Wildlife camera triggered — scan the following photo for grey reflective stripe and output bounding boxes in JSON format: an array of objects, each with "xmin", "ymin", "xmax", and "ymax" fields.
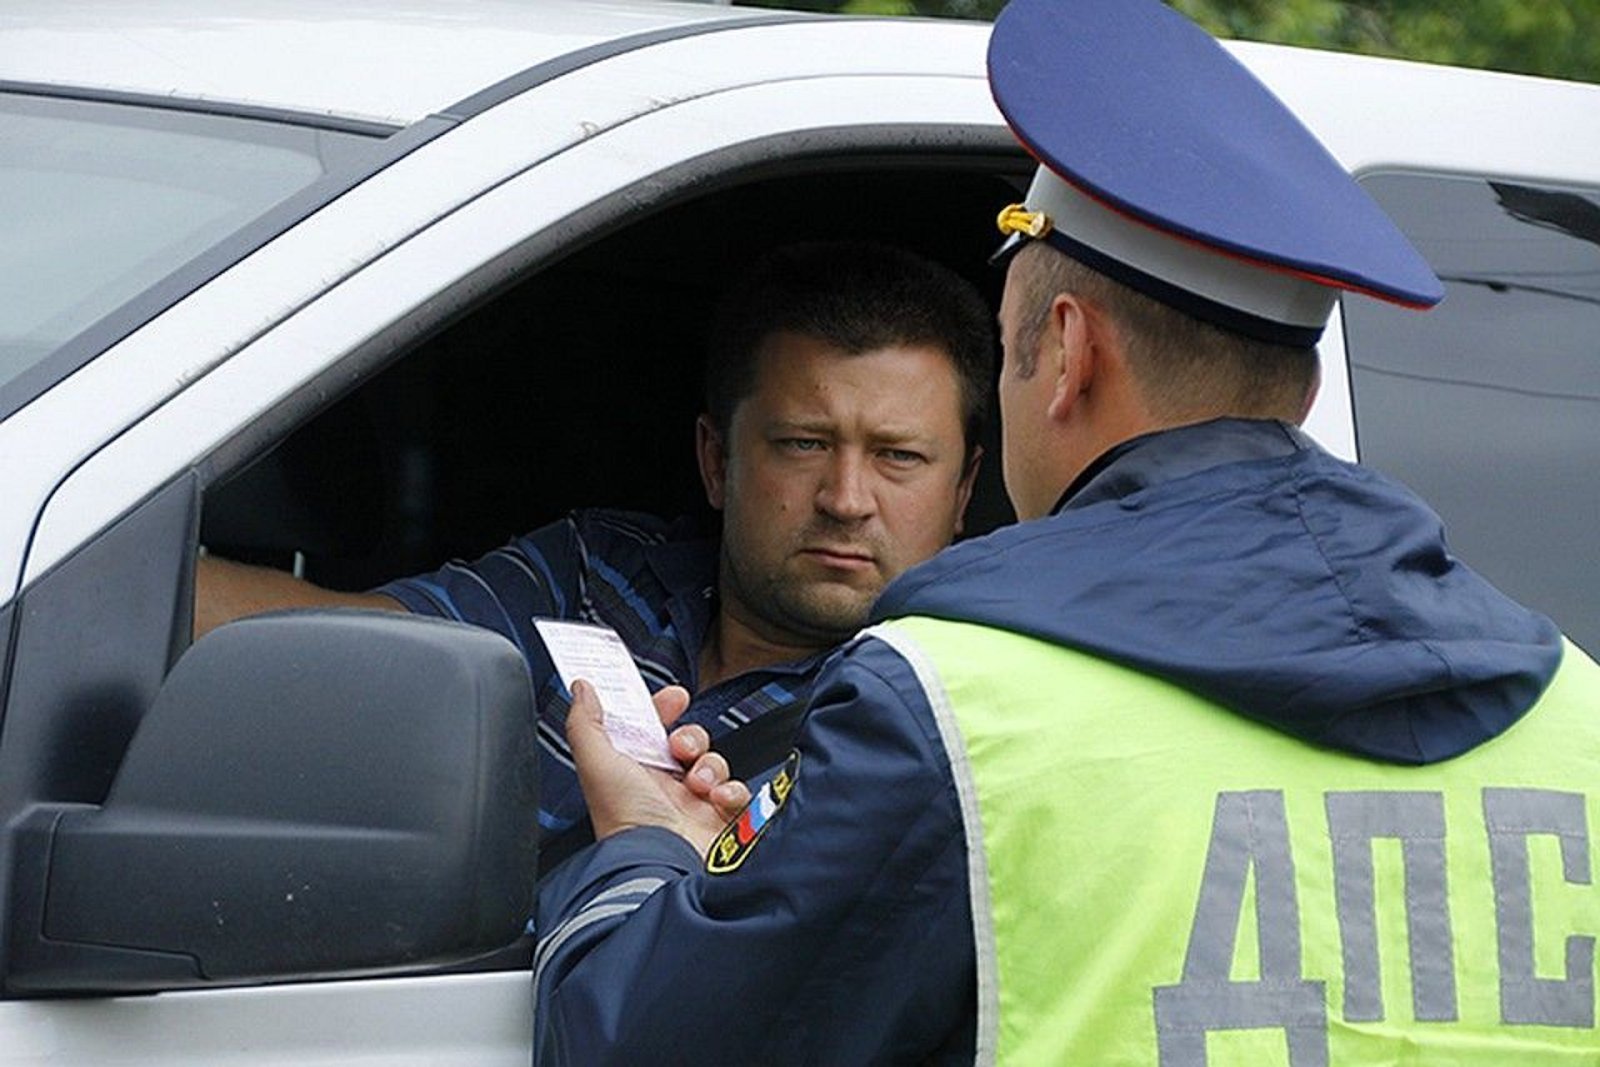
[
  {"xmin": 1483, "ymin": 788, "xmax": 1596, "ymax": 1027},
  {"xmin": 1153, "ymin": 791, "xmax": 1328, "ymax": 1067},
  {"xmin": 863, "ymin": 623, "xmax": 999, "ymax": 1067},
  {"xmin": 1182, "ymin": 792, "xmax": 1303, "ymax": 980},
  {"xmin": 1325, "ymin": 791, "xmax": 1456, "ymax": 1022},
  {"xmin": 533, "ymin": 876, "xmax": 668, "ymax": 991}
]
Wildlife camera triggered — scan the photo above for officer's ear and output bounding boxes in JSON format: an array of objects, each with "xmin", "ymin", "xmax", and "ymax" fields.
[
  {"xmin": 696, "ymin": 414, "xmax": 729, "ymax": 511},
  {"xmin": 1045, "ymin": 292, "xmax": 1096, "ymax": 423},
  {"xmin": 1046, "ymin": 290, "xmax": 1140, "ymax": 426}
]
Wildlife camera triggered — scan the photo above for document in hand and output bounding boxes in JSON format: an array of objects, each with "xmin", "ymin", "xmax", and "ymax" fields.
[{"xmin": 534, "ymin": 619, "xmax": 677, "ymax": 770}]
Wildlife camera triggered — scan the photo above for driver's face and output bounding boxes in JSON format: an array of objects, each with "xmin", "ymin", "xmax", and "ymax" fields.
[{"xmin": 700, "ymin": 332, "xmax": 977, "ymax": 648}]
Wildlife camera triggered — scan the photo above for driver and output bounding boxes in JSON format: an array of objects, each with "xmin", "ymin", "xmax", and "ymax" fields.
[{"xmin": 194, "ymin": 240, "xmax": 994, "ymax": 864}]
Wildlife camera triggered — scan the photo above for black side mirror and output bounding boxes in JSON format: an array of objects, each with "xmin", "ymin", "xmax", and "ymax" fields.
[{"xmin": 6, "ymin": 610, "xmax": 536, "ymax": 994}]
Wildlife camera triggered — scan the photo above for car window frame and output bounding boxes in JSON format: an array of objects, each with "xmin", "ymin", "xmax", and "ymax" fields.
[{"xmin": 0, "ymin": 15, "xmax": 802, "ymax": 423}]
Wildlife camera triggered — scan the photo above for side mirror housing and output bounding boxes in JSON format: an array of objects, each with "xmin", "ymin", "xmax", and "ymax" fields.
[{"xmin": 7, "ymin": 611, "xmax": 537, "ymax": 994}]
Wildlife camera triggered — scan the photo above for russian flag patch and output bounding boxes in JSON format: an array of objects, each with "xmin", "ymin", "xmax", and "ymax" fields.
[{"xmin": 707, "ymin": 750, "xmax": 799, "ymax": 874}]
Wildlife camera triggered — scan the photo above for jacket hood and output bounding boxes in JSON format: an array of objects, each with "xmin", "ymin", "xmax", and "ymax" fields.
[{"xmin": 872, "ymin": 419, "xmax": 1562, "ymax": 764}]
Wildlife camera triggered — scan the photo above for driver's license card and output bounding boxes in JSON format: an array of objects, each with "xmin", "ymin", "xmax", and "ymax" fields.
[{"xmin": 533, "ymin": 619, "xmax": 677, "ymax": 771}]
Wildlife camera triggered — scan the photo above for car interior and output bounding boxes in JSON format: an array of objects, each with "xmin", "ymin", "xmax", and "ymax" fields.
[{"xmin": 200, "ymin": 159, "xmax": 1031, "ymax": 594}]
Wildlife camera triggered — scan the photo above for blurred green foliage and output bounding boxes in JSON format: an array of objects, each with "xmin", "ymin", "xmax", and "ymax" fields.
[{"xmin": 737, "ymin": 0, "xmax": 1600, "ymax": 83}]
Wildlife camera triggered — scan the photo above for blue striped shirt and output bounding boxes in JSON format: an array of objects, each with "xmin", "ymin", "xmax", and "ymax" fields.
[{"xmin": 376, "ymin": 509, "xmax": 824, "ymax": 840}]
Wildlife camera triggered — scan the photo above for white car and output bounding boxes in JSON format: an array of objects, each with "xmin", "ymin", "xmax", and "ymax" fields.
[{"xmin": 0, "ymin": 2, "xmax": 1596, "ymax": 1062}]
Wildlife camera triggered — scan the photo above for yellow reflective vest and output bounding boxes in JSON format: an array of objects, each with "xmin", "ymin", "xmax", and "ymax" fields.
[{"xmin": 871, "ymin": 617, "xmax": 1600, "ymax": 1065}]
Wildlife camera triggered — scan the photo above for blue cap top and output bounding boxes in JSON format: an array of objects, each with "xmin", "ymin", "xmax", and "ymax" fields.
[{"xmin": 988, "ymin": 0, "xmax": 1443, "ymax": 346}]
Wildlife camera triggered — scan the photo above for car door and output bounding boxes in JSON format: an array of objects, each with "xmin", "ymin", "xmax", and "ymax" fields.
[{"xmin": 0, "ymin": 19, "xmax": 1009, "ymax": 1064}]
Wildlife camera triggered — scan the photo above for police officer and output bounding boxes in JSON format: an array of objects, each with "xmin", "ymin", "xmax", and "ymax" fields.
[{"xmin": 534, "ymin": 0, "xmax": 1600, "ymax": 1062}]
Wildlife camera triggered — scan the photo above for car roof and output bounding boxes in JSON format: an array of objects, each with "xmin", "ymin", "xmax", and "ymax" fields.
[{"xmin": 0, "ymin": 0, "xmax": 780, "ymax": 128}]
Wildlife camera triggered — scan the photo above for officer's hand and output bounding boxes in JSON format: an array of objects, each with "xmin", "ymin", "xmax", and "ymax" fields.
[{"xmin": 567, "ymin": 680, "xmax": 750, "ymax": 856}]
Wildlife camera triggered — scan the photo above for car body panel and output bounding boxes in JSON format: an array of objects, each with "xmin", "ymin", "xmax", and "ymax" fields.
[
  {"xmin": 0, "ymin": 0, "xmax": 765, "ymax": 126},
  {"xmin": 0, "ymin": 972, "xmax": 529, "ymax": 1067}
]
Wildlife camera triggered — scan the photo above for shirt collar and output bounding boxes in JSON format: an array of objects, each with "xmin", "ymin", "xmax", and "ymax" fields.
[{"xmin": 642, "ymin": 520, "xmax": 720, "ymax": 602}]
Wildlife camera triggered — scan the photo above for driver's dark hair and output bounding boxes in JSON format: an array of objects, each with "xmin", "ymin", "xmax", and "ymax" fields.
[{"xmin": 705, "ymin": 241, "xmax": 993, "ymax": 453}]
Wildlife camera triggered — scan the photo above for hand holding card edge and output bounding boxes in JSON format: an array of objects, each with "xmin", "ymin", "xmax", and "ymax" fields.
[{"xmin": 566, "ymin": 680, "xmax": 749, "ymax": 853}]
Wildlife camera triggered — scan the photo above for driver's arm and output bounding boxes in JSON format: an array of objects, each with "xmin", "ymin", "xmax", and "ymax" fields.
[{"xmin": 193, "ymin": 554, "xmax": 402, "ymax": 639}]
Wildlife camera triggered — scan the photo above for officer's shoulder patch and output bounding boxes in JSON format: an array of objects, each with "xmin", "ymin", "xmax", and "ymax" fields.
[{"xmin": 706, "ymin": 750, "xmax": 799, "ymax": 875}]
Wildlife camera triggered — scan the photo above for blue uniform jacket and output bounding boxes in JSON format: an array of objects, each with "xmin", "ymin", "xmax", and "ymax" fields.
[{"xmin": 532, "ymin": 419, "xmax": 1561, "ymax": 1064}]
